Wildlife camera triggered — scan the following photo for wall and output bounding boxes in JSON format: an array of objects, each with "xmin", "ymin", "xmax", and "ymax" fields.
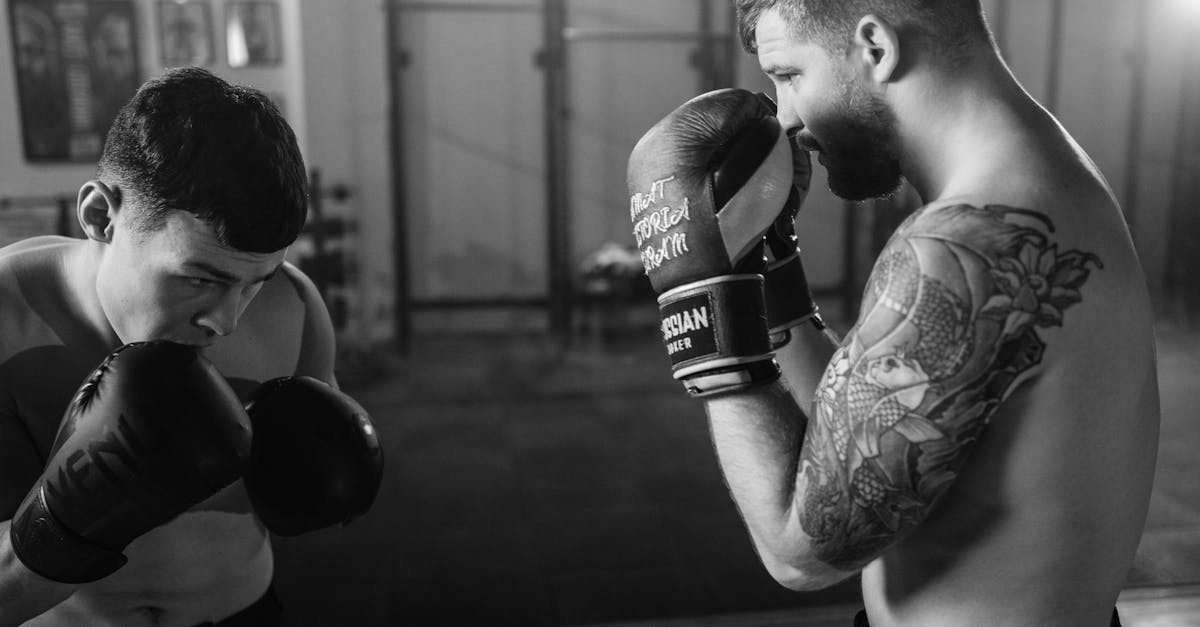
[
  {"xmin": 393, "ymin": 0, "xmax": 857, "ymax": 333},
  {"xmin": 295, "ymin": 0, "xmax": 389, "ymax": 345},
  {"xmin": 1128, "ymin": 0, "xmax": 1195, "ymax": 292},
  {"xmin": 0, "ymin": 0, "xmax": 307, "ymax": 198},
  {"xmin": 392, "ymin": 0, "xmax": 750, "ymax": 333},
  {"xmin": 393, "ymin": 0, "xmax": 546, "ymax": 333},
  {"xmin": 989, "ymin": 0, "xmax": 1190, "ymax": 290}
]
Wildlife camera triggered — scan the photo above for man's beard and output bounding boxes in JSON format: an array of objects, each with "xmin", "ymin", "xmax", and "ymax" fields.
[{"xmin": 822, "ymin": 87, "xmax": 903, "ymax": 202}]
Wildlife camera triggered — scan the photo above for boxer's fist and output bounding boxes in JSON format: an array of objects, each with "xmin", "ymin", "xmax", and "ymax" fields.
[
  {"xmin": 628, "ymin": 88, "xmax": 793, "ymax": 288},
  {"xmin": 627, "ymin": 89, "xmax": 794, "ymax": 395},
  {"xmin": 766, "ymin": 133, "xmax": 812, "ymax": 264},
  {"xmin": 244, "ymin": 377, "xmax": 383, "ymax": 537},
  {"xmin": 10, "ymin": 342, "xmax": 252, "ymax": 583},
  {"xmin": 764, "ymin": 135, "xmax": 821, "ymax": 343}
]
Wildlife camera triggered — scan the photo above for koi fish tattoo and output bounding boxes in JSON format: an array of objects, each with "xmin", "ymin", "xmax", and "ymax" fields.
[{"xmin": 800, "ymin": 204, "xmax": 1102, "ymax": 569}]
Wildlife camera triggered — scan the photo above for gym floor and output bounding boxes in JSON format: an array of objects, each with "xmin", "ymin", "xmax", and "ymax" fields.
[{"xmin": 270, "ymin": 306, "xmax": 1200, "ymax": 626}]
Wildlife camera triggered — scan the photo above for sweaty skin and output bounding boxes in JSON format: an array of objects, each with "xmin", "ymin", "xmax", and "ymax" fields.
[
  {"xmin": 0, "ymin": 235, "xmax": 335, "ymax": 626},
  {"xmin": 703, "ymin": 8, "xmax": 1160, "ymax": 626}
]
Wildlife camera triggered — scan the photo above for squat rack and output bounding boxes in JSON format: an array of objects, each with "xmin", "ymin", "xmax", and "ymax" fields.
[
  {"xmin": 384, "ymin": 0, "xmax": 738, "ymax": 352},
  {"xmin": 384, "ymin": 0, "xmax": 864, "ymax": 353}
]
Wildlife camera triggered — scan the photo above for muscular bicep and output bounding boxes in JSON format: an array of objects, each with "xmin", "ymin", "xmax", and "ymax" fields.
[
  {"xmin": 796, "ymin": 203, "xmax": 1101, "ymax": 571},
  {"xmin": 282, "ymin": 264, "xmax": 338, "ymax": 388}
]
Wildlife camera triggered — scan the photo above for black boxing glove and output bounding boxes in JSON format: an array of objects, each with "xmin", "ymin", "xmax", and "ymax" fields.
[
  {"xmin": 627, "ymin": 88, "xmax": 794, "ymax": 397},
  {"xmin": 244, "ymin": 377, "xmax": 383, "ymax": 537},
  {"xmin": 763, "ymin": 127, "xmax": 824, "ymax": 348},
  {"xmin": 10, "ymin": 342, "xmax": 252, "ymax": 584}
]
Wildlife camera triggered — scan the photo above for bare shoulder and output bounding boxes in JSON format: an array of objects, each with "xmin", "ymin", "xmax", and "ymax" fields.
[
  {"xmin": 273, "ymin": 263, "xmax": 337, "ymax": 384},
  {"xmin": 0, "ymin": 237, "xmax": 75, "ymax": 359},
  {"xmin": 0, "ymin": 235, "xmax": 74, "ymax": 261},
  {"xmin": 870, "ymin": 201, "xmax": 1107, "ymax": 333},
  {"xmin": 0, "ymin": 236, "xmax": 74, "ymax": 280},
  {"xmin": 276, "ymin": 262, "xmax": 325, "ymax": 307},
  {"xmin": 210, "ymin": 262, "xmax": 336, "ymax": 385},
  {"xmin": 924, "ymin": 182, "xmax": 1153, "ymax": 329},
  {"xmin": 880, "ymin": 198, "xmax": 1152, "ymax": 368}
]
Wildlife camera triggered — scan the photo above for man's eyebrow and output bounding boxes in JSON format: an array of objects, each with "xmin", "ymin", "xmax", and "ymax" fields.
[
  {"xmin": 184, "ymin": 261, "xmax": 282, "ymax": 284},
  {"xmin": 761, "ymin": 63, "xmax": 795, "ymax": 75}
]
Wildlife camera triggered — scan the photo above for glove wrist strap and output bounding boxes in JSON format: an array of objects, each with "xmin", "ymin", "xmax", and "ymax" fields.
[
  {"xmin": 657, "ymin": 275, "xmax": 778, "ymax": 395},
  {"xmin": 764, "ymin": 250, "xmax": 821, "ymax": 348},
  {"xmin": 10, "ymin": 485, "xmax": 127, "ymax": 584},
  {"xmin": 683, "ymin": 360, "xmax": 780, "ymax": 398}
]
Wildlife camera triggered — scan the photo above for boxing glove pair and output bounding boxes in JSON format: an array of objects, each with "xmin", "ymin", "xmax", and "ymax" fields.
[
  {"xmin": 8, "ymin": 341, "xmax": 383, "ymax": 584},
  {"xmin": 627, "ymin": 88, "xmax": 821, "ymax": 397}
]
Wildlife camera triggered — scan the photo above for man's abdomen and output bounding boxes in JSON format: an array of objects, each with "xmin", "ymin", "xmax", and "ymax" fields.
[{"xmin": 27, "ymin": 484, "xmax": 273, "ymax": 627}]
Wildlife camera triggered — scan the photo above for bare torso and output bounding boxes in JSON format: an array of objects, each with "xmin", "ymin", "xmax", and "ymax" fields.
[
  {"xmin": 1, "ymin": 237, "xmax": 312, "ymax": 625},
  {"xmin": 860, "ymin": 120, "xmax": 1160, "ymax": 625}
]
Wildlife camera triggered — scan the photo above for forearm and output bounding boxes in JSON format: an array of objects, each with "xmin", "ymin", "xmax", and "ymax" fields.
[
  {"xmin": 705, "ymin": 382, "xmax": 851, "ymax": 589},
  {"xmin": 0, "ymin": 521, "xmax": 77, "ymax": 626},
  {"xmin": 773, "ymin": 320, "xmax": 838, "ymax": 413},
  {"xmin": 707, "ymin": 382, "xmax": 804, "ymax": 523}
]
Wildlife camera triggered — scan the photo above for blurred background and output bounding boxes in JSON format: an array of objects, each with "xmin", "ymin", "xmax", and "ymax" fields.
[{"xmin": 0, "ymin": 0, "xmax": 1197, "ymax": 625}]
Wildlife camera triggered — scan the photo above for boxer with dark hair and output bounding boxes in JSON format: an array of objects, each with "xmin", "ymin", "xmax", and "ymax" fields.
[
  {"xmin": 628, "ymin": 1, "xmax": 1157, "ymax": 624},
  {"xmin": 0, "ymin": 67, "xmax": 381, "ymax": 625}
]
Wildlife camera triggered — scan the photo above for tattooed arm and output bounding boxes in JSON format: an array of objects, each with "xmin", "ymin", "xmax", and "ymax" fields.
[{"xmin": 706, "ymin": 204, "xmax": 1101, "ymax": 590}]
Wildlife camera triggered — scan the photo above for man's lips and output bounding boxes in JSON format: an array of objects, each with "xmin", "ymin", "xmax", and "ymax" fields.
[
  {"xmin": 160, "ymin": 336, "xmax": 216, "ymax": 349},
  {"xmin": 790, "ymin": 130, "xmax": 821, "ymax": 152},
  {"xmin": 795, "ymin": 139, "xmax": 822, "ymax": 153}
]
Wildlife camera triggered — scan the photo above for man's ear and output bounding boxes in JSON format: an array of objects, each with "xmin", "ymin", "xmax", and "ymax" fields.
[
  {"xmin": 854, "ymin": 14, "xmax": 900, "ymax": 84},
  {"xmin": 77, "ymin": 180, "xmax": 120, "ymax": 243}
]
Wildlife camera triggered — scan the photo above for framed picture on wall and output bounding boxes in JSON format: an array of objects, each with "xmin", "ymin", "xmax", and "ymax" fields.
[
  {"xmin": 158, "ymin": 0, "xmax": 213, "ymax": 67},
  {"xmin": 225, "ymin": 1, "xmax": 281, "ymax": 67},
  {"xmin": 8, "ymin": 0, "xmax": 141, "ymax": 162}
]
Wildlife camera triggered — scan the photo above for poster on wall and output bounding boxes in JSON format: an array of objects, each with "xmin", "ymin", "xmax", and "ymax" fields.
[
  {"xmin": 226, "ymin": 1, "xmax": 280, "ymax": 68},
  {"xmin": 158, "ymin": 0, "xmax": 213, "ymax": 67},
  {"xmin": 8, "ymin": 0, "xmax": 141, "ymax": 162}
]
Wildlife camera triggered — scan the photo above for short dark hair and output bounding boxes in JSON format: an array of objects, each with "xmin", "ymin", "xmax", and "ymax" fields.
[
  {"xmin": 98, "ymin": 67, "xmax": 307, "ymax": 253},
  {"xmin": 735, "ymin": 0, "xmax": 991, "ymax": 65}
]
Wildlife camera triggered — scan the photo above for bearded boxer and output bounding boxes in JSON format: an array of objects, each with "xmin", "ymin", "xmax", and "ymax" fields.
[
  {"xmin": 627, "ymin": 1, "xmax": 1159, "ymax": 625},
  {"xmin": 0, "ymin": 67, "xmax": 381, "ymax": 625}
]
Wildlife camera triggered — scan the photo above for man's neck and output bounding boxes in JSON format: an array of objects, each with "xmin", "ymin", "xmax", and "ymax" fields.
[
  {"xmin": 893, "ymin": 51, "xmax": 1042, "ymax": 202},
  {"xmin": 64, "ymin": 242, "xmax": 123, "ymax": 352}
]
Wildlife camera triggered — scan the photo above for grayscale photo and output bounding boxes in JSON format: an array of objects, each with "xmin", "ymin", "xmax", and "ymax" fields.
[{"xmin": 0, "ymin": 0, "xmax": 1196, "ymax": 625}]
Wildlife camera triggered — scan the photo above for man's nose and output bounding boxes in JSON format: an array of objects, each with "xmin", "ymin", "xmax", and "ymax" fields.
[
  {"xmin": 754, "ymin": 91, "xmax": 802, "ymax": 140},
  {"xmin": 761, "ymin": 89, "xmax": 803, "ymax": 136},
  {"xmin": 194, "ymin": 291, "xmax": 244, "ymax": 338},
  {"xmin": 775, "ymin": 99, "xmax": 804, "ymax": 136}
]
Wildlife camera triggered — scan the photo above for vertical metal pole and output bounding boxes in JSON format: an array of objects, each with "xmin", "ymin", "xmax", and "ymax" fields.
[
  {"xmin": 308, "ymin": 168, "xmax": 329, "ymax": 298},
  {"xmin": 698, "ymin": 0, "xmax": 714, "ymax": 92},
  {"xmin": 726, "ymin": 4, "xmax": 739, "ymax": 86},
  {"xmin": 56, "ymin": 197, "xmax": 71, "ymax": 237},
  {"xmin": 1166, "ymin": 38, "xmax": 1199, "ymax": 296},
  {"xmin": 1044, "ymin": 0, "xmax": 1064, "ymax": 113},
  {"xmin": 1122, "ymin": 0, "xmax": 1150, "ymax": 234},
  {"xmin": 385, "ymin": 1, "xmax": 412, "ymax": 353},
  {"xmin": 543, "ymin": 0, "xmax": 571, "ymax": 345}
]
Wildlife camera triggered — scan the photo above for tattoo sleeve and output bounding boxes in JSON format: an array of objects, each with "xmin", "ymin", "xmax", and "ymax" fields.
[{"xmin": 799, "ymin": 204, "xmax": 1101, "ymax": 570}]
